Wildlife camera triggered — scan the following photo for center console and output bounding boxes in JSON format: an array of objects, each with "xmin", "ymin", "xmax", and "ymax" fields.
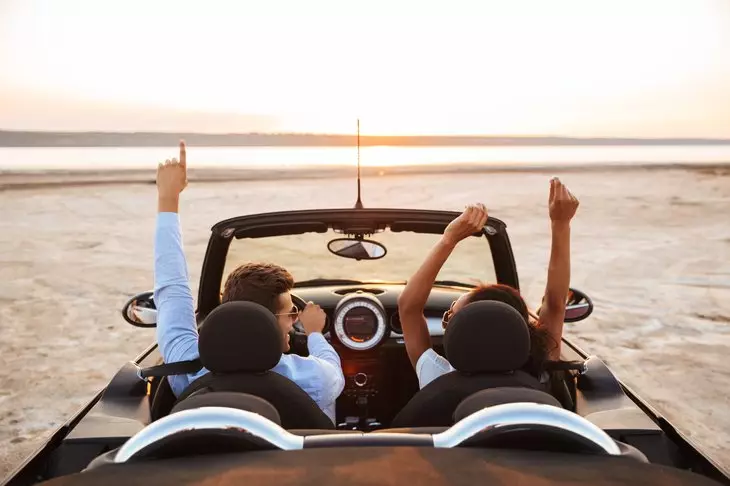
[
  {"xmin": 334, "ymin": 346, "xmax": 420, "ymax": 430},
  {"xmin": 337, "ymin": 356, "xmax": 382, "ymax": 430}
]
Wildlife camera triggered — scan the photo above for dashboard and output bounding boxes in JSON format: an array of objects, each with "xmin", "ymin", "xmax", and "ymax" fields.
[{"xmin": 292, "ymin": 283, "xmax": 467, "ymax": 352}]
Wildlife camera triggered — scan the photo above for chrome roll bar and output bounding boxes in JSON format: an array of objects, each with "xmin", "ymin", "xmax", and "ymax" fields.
[
  {"xmin": 115, "ymin": 402, "xmax": 620, "ymax": 462},
  {"xmin": 114, "ymin": 407, "xmax": 304, "ymax": 463},
  {"xmin": 433, "ymin": 402, "xmax": 621, "ymax": 455}
]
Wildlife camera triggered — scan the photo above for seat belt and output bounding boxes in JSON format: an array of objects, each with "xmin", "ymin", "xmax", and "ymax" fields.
[{"xmin": 139, "ymin": 359, "xmax": 203, "ymax": 379}]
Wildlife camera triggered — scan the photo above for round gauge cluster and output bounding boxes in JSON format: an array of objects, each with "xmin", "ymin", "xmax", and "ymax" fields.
[{"xmin": 333, "ymin": 293, "xmax": 388, "ymax": 350}]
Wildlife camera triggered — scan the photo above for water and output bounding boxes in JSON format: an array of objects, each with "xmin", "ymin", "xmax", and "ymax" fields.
[{"xmin": 1, "ymin": 145, "xmax": 730, "ymax": 171}]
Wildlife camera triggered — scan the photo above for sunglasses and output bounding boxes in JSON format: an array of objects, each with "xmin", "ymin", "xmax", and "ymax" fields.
[
  {"xmin": 275, "ymin": 305, "xmax": 300, "ymax": 322},
  {"xmin": 442, "ymin": 301, "xmax": 456, "ymax": 328}
]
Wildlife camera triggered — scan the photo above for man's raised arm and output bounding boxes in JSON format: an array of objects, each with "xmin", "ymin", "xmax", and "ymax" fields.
[{"xmin": 154, "ymin": 142, "xmax": 199, "ymax": 382}]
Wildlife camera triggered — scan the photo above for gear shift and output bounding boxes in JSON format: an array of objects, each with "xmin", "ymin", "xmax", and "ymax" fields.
[{"xmin": 355, "ymin": 395, "xmax": 381, "ymax": 430}]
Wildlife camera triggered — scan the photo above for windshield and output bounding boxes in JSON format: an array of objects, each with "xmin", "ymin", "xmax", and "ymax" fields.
[{"xmin": 224, "ymin": 229, "xmax": 496, "ymax": 288}]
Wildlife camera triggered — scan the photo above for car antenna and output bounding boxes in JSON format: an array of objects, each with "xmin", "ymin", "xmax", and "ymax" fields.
[{"xmin": 354, "ymin": 118, "xmax": 364, "ymax": 209}]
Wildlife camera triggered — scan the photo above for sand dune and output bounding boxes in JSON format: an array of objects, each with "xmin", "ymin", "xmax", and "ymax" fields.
[{"xmin": 1, "ymin": 167, "xmax": 730, "ymax": 479}]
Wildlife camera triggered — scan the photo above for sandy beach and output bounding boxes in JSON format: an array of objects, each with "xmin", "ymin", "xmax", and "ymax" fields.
[{"xmin": 1, "ymin": 166, "xmax": 730, "ymax": 479}]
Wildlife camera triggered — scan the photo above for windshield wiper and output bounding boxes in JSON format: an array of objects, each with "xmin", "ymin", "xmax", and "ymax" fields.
[
  {"xmin": 432, "ymin": 280, "xmax": 476, "ymax": 288},
  {"xmin": 294, "ymin": 278, "xmax": 365, "ymax": 288}
]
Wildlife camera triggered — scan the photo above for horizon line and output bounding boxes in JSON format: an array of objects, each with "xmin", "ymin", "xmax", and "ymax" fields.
[{"xmin": 1, "ymin": 129, "xmax": 729, "ymax": 142}]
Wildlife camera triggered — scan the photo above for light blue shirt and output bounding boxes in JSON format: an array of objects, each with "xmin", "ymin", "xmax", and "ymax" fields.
[{"xmin": 153, "ymin": 212, "xmax": 345, "ymax": 423}]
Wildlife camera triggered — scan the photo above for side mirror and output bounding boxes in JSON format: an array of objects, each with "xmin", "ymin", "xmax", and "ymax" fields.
[
  {"xmin": 536, "ymin": 288, "xmax": 594, "ymax": 323},
  {"xmin": 564, "ymin": 288, "xmax": 593, "ymax": 322},
  {"xmin": 122, "ymin": 291, "xmax": 157, "ymax": 328}
]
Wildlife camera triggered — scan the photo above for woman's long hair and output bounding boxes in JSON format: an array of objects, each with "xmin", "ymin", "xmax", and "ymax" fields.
[{"xmin": 463, "ymin": 283, "xmax": 557, "ymax": 377}]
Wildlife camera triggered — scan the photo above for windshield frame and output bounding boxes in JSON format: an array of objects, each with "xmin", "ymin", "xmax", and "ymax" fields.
[{"xmin": 196, "ymin": 208, "xmax": 519, "ymax": 319}]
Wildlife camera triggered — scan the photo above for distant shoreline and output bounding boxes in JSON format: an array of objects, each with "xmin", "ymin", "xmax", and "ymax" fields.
[
  {"xmin": 2, "ymin": 162, "xmax": 729, "ymax": 190},
  {"xmin": 2, "ymin": 130, "xmax": 730, "ymax": 147}
]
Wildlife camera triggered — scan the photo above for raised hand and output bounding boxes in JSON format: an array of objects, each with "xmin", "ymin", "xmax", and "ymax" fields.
[
  {"xmin": 549, "ymin": 177, "xmax": 579, "ymax": 224},
  {"xmin": 157, "ymin": 141, "xmax": 188, "ymax": 212},
  {"xmin": 443, "ymin": 203, "xmax": 488, "ymax": 247}
]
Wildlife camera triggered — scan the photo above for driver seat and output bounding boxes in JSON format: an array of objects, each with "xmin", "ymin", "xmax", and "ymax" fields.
[
  {"xmin": 392, "ymin": 301, "xmax": 547, "ymax": 427},
  {"xmin": 171, "ymin": 301, "xmax": 334, "ymax": 429}
]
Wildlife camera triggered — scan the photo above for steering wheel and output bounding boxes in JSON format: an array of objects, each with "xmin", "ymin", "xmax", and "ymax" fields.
[{"xmin": 288, "ymin": 294, "xmax": 310, "ymax": 355}]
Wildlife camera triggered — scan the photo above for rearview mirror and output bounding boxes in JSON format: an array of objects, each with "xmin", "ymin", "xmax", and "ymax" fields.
[
  {"xmin": 327, "ymin": 238, "xmax": 387, "ymax": 260},
  {"xmin": 537, "ymin": 288, "xmax": 593, "ymax": 323},
  {"xmin": 122, "ymin": 291, "xmax": 157, "ymax": 327}
]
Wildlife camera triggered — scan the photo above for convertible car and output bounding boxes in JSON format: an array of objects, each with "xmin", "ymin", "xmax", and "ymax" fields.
[{"xmin": 3, "ymin": 207, "xmax": 729, "ymax": 486}]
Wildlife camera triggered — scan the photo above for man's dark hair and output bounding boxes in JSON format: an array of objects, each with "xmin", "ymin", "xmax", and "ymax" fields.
[{"xmin": 221, "ymin": 262, "xmax": 294, "ymax": 314}]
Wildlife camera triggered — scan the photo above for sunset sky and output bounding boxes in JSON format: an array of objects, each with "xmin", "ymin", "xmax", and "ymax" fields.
[{"xmin": 1, "ymin": 0, "xmax": 729, "ymax": 136}]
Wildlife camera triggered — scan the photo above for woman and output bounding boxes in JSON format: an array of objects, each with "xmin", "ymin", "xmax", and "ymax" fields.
[{"xmin": 398, "ymin": 178, "xmax": 579, "ymax": 389}]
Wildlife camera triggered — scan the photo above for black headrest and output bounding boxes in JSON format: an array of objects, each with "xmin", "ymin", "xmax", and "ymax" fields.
[
  {"xmin": 170, "ymin": 392, "xmax": 282, "ymax": 425},
  {"xmin": 444, "ymin": 300, "xmax": 530, "ymax": 373},
  {"xmin": 453, "ymin": 387, "xmax": 562, "ymax": 423},
  {"xmin": 198, "ymin": 301, "xmax": 282, "ymax": 373}
]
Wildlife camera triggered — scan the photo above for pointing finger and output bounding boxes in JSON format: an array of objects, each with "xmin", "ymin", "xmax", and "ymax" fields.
[{"xmin": 179, "ymin": 140, "xmax": 186, "ymax": 167}]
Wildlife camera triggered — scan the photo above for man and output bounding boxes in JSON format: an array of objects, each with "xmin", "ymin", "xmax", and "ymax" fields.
[
  {"xmin": 398, "ymin": 178, "xmax": 579, "ymax": 389},
  {"xmin": 154, "ymin": 141, "xmax": 345, "ymax": 422}
]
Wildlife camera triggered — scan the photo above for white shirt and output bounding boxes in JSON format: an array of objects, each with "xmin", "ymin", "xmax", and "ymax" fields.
[
  {"xmin": 154, "ymin": 212, "xmax": 345, "ymax": 423},
  {"xmin": 416, "ymin": 349, "xmax": 456, "ymax": 389},
  {"xmin": 415, "ymin": 348, "xmax": 549, "ymax": 389}
]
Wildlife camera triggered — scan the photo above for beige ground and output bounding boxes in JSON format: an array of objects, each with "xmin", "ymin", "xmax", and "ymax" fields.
[{"xmin": 1, "ymin": 167, "xmax": 730, "ymax": 480}]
